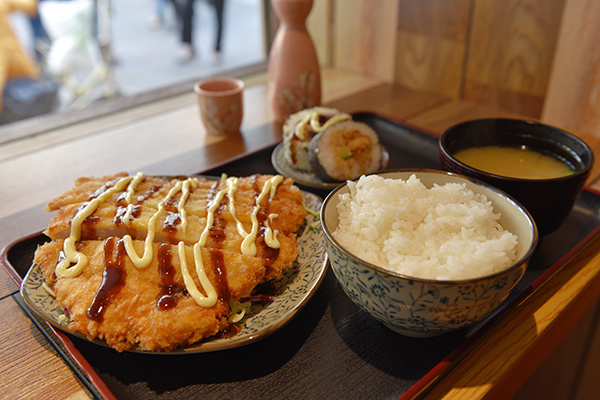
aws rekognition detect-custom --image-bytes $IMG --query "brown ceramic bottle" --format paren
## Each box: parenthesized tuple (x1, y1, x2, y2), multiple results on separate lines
(267, 0, 322, 124)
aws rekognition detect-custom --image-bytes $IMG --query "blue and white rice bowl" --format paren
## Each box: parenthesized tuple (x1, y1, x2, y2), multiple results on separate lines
(321, 170, 538, 337)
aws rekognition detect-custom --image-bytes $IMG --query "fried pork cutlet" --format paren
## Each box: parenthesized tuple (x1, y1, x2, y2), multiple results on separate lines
(33, 173, 307, 352)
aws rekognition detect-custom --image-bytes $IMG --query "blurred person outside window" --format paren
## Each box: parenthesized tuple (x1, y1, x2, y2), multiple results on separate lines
(173, 0, 225, 63)
(148, 0, 176, 30)
(0, 0, 42, 113)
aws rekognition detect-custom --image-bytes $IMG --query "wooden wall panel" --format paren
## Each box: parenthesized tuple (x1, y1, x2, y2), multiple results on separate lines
(333, 0, 399, 81)
(301, 0, 587, 119)
(463, 0, 565, 118)
(542, 0, 600, 139)
(394, 0, 471, 98)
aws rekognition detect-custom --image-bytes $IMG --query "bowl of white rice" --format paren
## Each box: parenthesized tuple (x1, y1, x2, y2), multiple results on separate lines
(321, 170, 538, 337)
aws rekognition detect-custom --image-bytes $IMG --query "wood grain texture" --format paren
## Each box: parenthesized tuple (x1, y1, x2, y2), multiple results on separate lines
(333, 0, 399, 81)
(395, 0, 471, 98)
(264, 0, 592, 128)
(327, 83, 446, 119)
(0, 296, 89, 400)
(463, 0, 565, 117)
(0, 266, 18, 299)
(405, 99, 522, 134)
(541, 0, 600, 139)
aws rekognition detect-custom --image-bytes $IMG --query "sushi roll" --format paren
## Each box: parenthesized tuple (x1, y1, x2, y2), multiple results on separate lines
(282, 107, 351, 171)
(308, 120, 383, 182)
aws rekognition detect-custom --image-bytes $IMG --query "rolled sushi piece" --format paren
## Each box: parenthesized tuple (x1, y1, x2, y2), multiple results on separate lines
(282, 107, 351, 172)
(309, 120, 383, 182)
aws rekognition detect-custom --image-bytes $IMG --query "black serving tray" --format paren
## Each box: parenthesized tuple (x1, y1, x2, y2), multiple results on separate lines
(3, 112, 600, 400)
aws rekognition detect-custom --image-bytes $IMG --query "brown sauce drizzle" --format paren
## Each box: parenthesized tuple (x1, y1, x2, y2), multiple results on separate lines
(209, 215, 230, 303)
(113, 206, 127, 226)
(259, 227, 280, 267)
(115, 192, 127, 206)
(207, 180, 231, 303)
(87, 237, 127, 322)
(80, 179, 122, 232)
(114, 192, 129, 226)
(215, 323, 242, 339)
(88, 179, 119, 201)
(250, 174, 260, 192)
(162, 182, 184, 234)
(209, 248, 229, 302)
(114, 182, 162, 227)
(114, 182, 164, 227)
(163, 192, 179, 212)
(79, 203, 101, 239)
(136, 184, 163, 204)
(252, 175, 280, 266)
(156, 244, 187, 310)
(163, 212, 181, 233)
(83, 215, 101, 226)
(113, 205, 142, 226)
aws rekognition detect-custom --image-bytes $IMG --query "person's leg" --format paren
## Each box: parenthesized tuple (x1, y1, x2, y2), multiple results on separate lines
(179, 0, 195, 62)
(148, 0, 165, 28)
(213, 0, 224, 53)
(181, 0, 194, 45)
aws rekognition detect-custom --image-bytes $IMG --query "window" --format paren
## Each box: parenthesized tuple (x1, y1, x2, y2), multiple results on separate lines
(1, 0, 267, 141)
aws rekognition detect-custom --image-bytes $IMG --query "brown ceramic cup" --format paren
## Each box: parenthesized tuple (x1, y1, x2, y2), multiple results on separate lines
(194, 77, 244, 136)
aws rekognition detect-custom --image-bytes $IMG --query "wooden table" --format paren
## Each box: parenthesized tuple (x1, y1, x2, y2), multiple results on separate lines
(2, 69, 600, 399)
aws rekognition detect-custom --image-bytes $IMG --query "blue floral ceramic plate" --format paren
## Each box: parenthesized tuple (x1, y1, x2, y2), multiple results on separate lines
(20, 192, 326, 354)
(271, 142, 390, 190)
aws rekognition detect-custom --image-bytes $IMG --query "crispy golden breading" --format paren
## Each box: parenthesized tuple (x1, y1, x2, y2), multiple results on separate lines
(35, 239, 265, 352)
(34, 173, 307, 352)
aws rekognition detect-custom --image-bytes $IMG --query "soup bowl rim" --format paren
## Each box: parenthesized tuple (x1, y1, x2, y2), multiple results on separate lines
(439, 118, 594, 183)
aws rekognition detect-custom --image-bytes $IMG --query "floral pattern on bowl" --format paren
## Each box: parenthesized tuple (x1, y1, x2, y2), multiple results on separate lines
(20, 191, 327, 353)
(325, 240, 525, 337)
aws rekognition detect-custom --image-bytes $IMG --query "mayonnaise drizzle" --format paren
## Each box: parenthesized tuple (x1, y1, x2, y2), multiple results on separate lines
(264, 213, 280, 249)
(241, 175, 283, 256)
(226, 177, 247, 238)
(199, 182, 229, 246)
(178, 178, 197, 233)
(55, 175, 135, 278)
(53, 173, 285, 309)
(296, 111, 351, 141)
(123, 179, 187, 268)
(178, 241, 217, 307)
(122, 172, 145, 225)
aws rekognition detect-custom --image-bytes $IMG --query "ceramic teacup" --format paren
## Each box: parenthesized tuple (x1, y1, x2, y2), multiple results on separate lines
(194, 77, 244, 136)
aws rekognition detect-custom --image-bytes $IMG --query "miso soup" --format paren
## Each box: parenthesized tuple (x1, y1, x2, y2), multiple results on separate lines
(454, 145, 575, 179)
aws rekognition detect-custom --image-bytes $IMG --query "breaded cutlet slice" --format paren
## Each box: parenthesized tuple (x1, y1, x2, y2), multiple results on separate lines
(36, 173, 308, 351)
(34, 238, 267, 352)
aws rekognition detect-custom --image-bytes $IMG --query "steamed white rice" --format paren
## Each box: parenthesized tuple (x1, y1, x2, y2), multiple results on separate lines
(332, 174, 518, 280)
